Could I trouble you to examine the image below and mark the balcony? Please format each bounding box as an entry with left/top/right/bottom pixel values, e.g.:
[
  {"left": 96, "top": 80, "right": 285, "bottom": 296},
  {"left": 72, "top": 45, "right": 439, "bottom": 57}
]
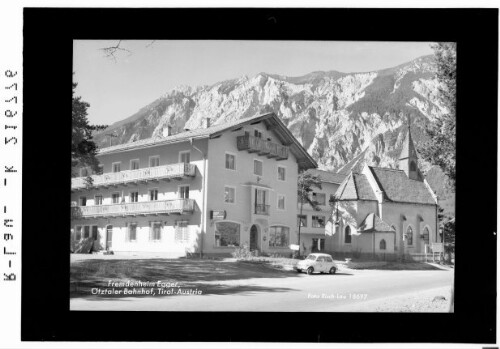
[
  {"left": 72, "top": 163, "right": 196, "bottom": 191},
  {"left": 71, "top": 198, "right": 195, "bottom": 219},
  {"left": 236, "top": 135, "right": 289, "bottom": 160},
  {"left": 254, "top": 204, "right": 270, "bottom": 215}
]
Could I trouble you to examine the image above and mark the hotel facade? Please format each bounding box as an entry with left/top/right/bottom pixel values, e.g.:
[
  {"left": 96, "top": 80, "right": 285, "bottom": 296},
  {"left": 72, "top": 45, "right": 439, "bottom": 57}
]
[{"left": 71, "top": 113, "right": 317, "bottom": 257}]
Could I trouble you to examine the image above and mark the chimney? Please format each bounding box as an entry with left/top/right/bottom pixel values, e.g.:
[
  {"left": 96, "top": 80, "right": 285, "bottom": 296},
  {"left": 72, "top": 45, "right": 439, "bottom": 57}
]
[
  {"left": 167, "top": 125, "right": 172, "bottom": 136},
  {"left": 205, "top": 117, "right": 211, "bottom": 129}
]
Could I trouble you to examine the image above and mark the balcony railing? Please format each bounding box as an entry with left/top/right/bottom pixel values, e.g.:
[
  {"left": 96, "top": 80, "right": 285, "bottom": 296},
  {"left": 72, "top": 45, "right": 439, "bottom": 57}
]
[
  {"left": 254, "top": 204, "right": 270, "bottom": 215},
  {"left": 236, "top": 135, "right": 289, "bottom": 160},
  {"left": 71, "top": 198, "right": 195, "bottom": 219},
  {"left": 72, "top": 163, "right": 196, "bottom": 190}
]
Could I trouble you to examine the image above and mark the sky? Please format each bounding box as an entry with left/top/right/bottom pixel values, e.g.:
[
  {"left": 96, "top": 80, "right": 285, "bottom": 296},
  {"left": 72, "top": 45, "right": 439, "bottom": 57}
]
[{"left": 73, "top": 40, "right": 434, "bottom": 126}]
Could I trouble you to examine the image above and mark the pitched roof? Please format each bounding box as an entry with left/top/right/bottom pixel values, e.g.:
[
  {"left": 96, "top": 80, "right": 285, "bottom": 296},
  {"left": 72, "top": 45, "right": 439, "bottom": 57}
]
[
  {"left": 367, "top": 166, "right": 436, "bottom": 205},
  {"left": 305, "top": 169, "right": 347, "bottom": 184},
  {"left": 334, "top": 172, "right": 377, "bottom": 201},
  {"left": 335, "top": 148, "right": 367, "bottom": 175},
  {"left": 358, "top": 213, "right": 395, "bottom": 233},
  {"left": 97, "top": 112, "right": 317, "bottom": 170}
]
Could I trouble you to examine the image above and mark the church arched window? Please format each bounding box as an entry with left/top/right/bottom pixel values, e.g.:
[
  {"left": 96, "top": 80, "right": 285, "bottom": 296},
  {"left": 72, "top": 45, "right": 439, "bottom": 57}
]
[
  {"left": 422, "top": 227, "right": 430, "bottom": 244},
  {"left": 379, "top": 239, "right": 386, "bottom": 250},
  {"left": 344, "top": 226, "right": 352, "bottom": 244},
  {"left": 405, "top": 226, "right": 413, "bottom": 245}
]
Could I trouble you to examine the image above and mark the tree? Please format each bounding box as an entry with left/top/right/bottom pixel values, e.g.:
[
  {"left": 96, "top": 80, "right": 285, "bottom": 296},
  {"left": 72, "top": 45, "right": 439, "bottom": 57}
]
[
  {"left": 438, "top": 207, "right": 455, "bottom": 263},
  {"left": 72, "top": 80, "right": 107, "bottom": 177},
  {"left": 420, "top": 42, "right": 456, "bottom": 189},
  {"left": 297, "top": 171, "right": 322, "bottom": 256}
]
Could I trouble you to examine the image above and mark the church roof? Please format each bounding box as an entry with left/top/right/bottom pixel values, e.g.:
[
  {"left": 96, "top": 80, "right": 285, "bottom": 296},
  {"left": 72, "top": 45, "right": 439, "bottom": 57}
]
[
  {"left": 367, "top": 166, "right": 436, "bottom": 205},
  {"left": 399, "top": 127, "right": 418, "bottom": 160},
  {"left": 335, "top": 148, "right": 367, "bottom": 175},
  {"left": 305, "top": 169, "right": 347, "bottom": 184},
  {"left": 335, "top": 172, "right": 377, "bottom": 201},
  {"left": 358, "top": 213, "right": 395, "bottom": 233}
]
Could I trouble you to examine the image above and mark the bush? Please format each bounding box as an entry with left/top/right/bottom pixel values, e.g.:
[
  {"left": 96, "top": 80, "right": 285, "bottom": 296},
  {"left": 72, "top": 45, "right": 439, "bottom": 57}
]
[{"left": 231, "top": 244, "right": 253, "bottom": 259}]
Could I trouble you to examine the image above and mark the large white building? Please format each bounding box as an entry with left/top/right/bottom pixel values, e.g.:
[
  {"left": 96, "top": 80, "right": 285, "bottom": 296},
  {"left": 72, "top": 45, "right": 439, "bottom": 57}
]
[{"left": 71, "top": 113, "right": 316, "bottom": 257}]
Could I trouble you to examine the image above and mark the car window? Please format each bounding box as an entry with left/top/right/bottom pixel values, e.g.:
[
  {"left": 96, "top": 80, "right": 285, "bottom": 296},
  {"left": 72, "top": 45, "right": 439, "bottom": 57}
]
[
  {"left": 306, "top": 255, "right": 316, "bottom": 261},
  {"left": 317, "top": 256, "right": 325, "bottom": 262},
  {"left": 325, "top": 257, "right": 333, "bottom": 262}
]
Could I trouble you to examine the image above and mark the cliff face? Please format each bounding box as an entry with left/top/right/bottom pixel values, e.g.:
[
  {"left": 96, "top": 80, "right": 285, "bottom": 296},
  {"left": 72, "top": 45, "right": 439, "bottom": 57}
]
[{"left": 94, "top": 55, "right": 446, "bottom": 176}]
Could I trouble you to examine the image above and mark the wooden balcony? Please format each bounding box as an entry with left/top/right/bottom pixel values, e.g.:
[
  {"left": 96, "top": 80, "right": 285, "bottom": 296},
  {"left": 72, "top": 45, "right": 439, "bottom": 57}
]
[
  {"left": 71, "top": 198, "right": 195, "bottom": 219},
  {"left": 72, "top": 163, "right": 196, "bottom": 191},
  {"left": 236, "top": 135, "right": 289, "bottom": 160}
]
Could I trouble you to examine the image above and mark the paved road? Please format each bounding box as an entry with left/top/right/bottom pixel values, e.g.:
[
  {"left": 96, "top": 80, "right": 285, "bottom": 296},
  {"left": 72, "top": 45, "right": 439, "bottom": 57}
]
[{"left": 71, "top": 268, "right": 453, "bottom": 312}]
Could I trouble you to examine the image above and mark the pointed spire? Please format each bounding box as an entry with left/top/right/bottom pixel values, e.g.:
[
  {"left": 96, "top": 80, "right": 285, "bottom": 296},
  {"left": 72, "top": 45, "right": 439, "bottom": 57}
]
[{"left": 399, "top": 114, "right": 417, "bottom": 161}]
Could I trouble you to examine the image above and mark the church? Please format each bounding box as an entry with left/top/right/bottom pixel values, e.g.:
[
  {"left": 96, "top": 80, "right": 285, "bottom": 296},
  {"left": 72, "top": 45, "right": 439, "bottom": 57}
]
[{"left": 320, "top": 125, "right": 440, "bottom": 260}]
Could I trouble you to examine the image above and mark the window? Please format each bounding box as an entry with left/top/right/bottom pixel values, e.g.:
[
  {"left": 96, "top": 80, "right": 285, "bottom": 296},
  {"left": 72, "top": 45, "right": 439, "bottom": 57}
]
[
  {"left": 91, "top": 226, "right": 98, "bottom": 240},
  {"left": 345, "top": 226, "right": 352, "bottom": 244},
  {"left": 224, "top": 186, "right": 235, "bottom": 204},
  {"left": 79, "top": 196, "right": 87, "bottom": 206},
  {"left": 391, "top": 225, "right": 397, "bottom": 251},
  {"left": 422, "top": 227, "right": 430, "bottom": 244},
  {"left": 175, "top": 221, "right": 189, "bottom": 243},
  {"left": 94, "top": 195, "right": 102, "bottom": 206},
  {"left": 112, "top": 193, "right": 120, "bottom": 204},
  {"left": 130, "top": 191, "right": 139, "bottom": 203},
  {"left": 255, "top": 188, "right": 268, "bottom": 215},
  {"left": 277, "top": 194, "right": 285, "bottom": 210},
  {"left": 83, "top": 226, "right": 90, "bottom": 239},
  {"left": 128, "top": 223, "right": 137, "bottom": 242},
  {"left": 80, "top": 167, "right": 89, "bottom": 177},
  {"left": 297, "top": 215, "right": 307, "bottom": 227},
  {"left": 312, "top": 215, "right": 326, "bottom": 228},
  {"left": 149, "top": 156, "right": 160, "bottom": 167},
  {"left": 312, "top": 238, "right": 325, "bottom": 252},
  {"left": 75, "top": 226, "right": 82, "bottom": 240},
  {"left": 254, "top": 159, "right": 263, "bottom": 176},
  {"left": 130, "top": 159, "right": 140, "bottom": 170},
  {"left": 277, "top": 166, "right": 286, "bottom": 181},
  {"left": 179, "top": 151, "right": 190, "bottom": 164},
  {"left": 269, "top": 226, "right": 290, "bottom": 247},
  {"left": 215, "top": 221, "right": 240, "bottom": 247},
  {"left": 405, "top": 226, "right": 413, "bottom": 245},
  {"left": 312, "top": 192, "right": 326, "bottom": 205},
  {"left": 112, "top": 162, "right": 121, "bottom": 173},
  {"left": 178, "top": 186, "right": 189, "bottom": 199},
  {"left": 150, "top": 222, "right": 162, "bottom": 241},
  {"left": 225, "top": 153, "right": 236, "bottom": 170},
  {"left": 379, "top": 239, "right": 386, "bottom": 250},
  {"left": 149, "top": 189, "right": 158, "bottom": 201},
  {"left": 254, "top": 129, "right": 262, "bottom": 138}
]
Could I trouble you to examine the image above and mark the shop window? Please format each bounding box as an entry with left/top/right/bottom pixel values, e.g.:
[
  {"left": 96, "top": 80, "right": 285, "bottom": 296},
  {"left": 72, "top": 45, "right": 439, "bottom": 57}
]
[
  {"left": 215, "top": 221, "right": 240, "bottom": 247},
  {"left": 269, "top": 226, "right": 290, "bottom": 248}
]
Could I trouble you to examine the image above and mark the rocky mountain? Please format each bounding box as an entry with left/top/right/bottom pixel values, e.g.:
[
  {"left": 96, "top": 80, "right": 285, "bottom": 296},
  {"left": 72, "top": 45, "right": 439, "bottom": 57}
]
[{"left": 94, "top": 55, "right": 451, "bottom": 201}]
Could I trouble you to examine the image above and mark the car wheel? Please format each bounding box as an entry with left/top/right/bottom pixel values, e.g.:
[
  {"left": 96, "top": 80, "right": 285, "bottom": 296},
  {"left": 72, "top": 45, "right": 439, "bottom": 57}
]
[
  {"left": 329, "top": 267, "right": 337, "bottom": 274},
  {"left": 307, "top": 267, "right": 314, "bottom": 275},
  {"left": 296, "top": 269, "right": 301, "bottom": 273}
]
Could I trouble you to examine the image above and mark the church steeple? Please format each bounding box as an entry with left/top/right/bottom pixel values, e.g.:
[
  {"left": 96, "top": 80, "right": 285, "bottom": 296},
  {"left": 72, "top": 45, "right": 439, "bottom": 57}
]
[{"left": 398, "top": 115, "right": 422, "bottom": 181}]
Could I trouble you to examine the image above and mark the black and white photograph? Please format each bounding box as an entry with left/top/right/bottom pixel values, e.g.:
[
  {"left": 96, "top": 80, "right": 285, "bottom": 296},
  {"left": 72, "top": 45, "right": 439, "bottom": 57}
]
[
  {"left": 69, "top": 40, "right": 455, "bottom": 312},
  {"left": 18, "top": 6, "right": 497, "bottom": 345}
]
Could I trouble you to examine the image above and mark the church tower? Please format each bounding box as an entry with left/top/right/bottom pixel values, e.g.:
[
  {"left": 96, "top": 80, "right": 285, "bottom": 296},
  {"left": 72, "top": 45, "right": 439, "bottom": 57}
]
[{"left": 398, "top": 116, "right": 423, "bottom": 181}]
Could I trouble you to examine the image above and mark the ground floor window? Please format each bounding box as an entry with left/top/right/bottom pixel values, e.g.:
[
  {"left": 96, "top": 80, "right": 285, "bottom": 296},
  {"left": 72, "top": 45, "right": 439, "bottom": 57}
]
[
  {"left": 269, "top": 226, "right": 289, "bottom": 247},
  {"left": 83, "top": 226, "right": 90, "bottom": 239},
  {"left": 175, "top": 221, "right": 190, "bottom": 243},
  {"left": 91, "top": 226, "right": 98, "bottom": 240},
  {"left": 312, "top": 238, "right": 325, "bottom": 252},
  {"left": 345, "top": 226, "right": 352, "bottom": 244},
  {"left": 127, "top": 223, "right": 137, "bottom": 242},
  {"left": 405, "top": 226, "right": 413, "bottom": 245},
  {"left": 150, "top": 222, "right": 162, "bottom": 241},
  {"left": 379, "top": 239, "right": 386, "bottom": 250},
  {"left": 75, "top": 226, "right": 82, "bottom": 240},
  {"left": 215, "top": 221, "right": 240, "bottom": 247}
]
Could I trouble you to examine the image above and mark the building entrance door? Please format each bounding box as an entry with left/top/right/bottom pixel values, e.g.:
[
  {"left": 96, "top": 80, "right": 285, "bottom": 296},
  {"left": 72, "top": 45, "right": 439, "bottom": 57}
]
[
  {"left": 249, "top": 224, "right": 259, "bottom": 251},
  {"left": 106, "top": 225, "right": 113, "bottom": 250}
]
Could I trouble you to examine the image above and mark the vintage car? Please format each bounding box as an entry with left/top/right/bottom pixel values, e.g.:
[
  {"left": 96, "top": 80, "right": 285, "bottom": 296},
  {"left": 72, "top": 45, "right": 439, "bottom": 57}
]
[{"left": 295, "top": 253, "right": 338, "bottom": 275}]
